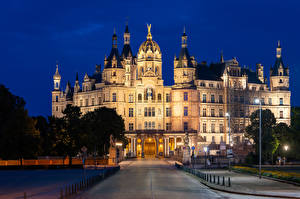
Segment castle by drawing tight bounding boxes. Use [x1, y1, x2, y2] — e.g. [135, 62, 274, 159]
[52, 24, 290, 158]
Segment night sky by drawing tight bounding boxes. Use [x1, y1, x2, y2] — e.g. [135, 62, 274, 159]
[1, 0, 299, 117]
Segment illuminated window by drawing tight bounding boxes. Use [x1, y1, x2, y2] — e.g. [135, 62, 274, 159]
[219, 109, 223, 117]
[280, 98, 283, 105]
[157, 93, 162, 102]
[112, 93, 117, 102]
[211, 124, 215, 133]
[203, 108, 206, 117]
[184, 92, 188, 101]
[211, 95, 215, 103]
[184, 107, 188, 116]
[183, 122, 188, 131]
[129, 94, 134, 103]
[138, 94, 142, 102]
[166, 123, 172, 131]
[129, 108, 134, 117]
[211, 109, 215, 117]
[280, 111, 283, 119]
[129, 123, 134, 131]
[219, 124, 224, 133]
[166, 93, 171, 102]
[203, 123, 206, 133]
[219, 95, 223, 103]
[166, 108, 171, 117]
[202, 94, 206, 103]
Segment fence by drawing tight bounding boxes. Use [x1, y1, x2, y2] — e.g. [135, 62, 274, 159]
[0, 158, 108, 167]
[175, 162, 231, 187]
[22, 166, 120, 199]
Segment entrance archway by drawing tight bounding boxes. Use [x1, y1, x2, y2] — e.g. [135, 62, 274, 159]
[144, 137, 156, 157]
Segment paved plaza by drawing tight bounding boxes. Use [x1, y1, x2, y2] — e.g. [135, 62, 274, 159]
[77, 159, 283, 199]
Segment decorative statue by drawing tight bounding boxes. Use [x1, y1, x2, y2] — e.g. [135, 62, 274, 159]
[110, 134, 115, 147]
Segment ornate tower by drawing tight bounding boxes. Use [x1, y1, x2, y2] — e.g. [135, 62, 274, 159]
[270, 41, 289, 91]
[174, 27, 197, 86]
[136, 24, 162, 80]
[74, 72, 80, 93]
[121, 24, 134, 86]
[256, 63, 264, 83]
[53, 64, 61, 90]
[102, 29, 125, 85]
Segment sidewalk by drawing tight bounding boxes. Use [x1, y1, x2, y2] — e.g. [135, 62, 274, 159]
[198, 169, 300, 198]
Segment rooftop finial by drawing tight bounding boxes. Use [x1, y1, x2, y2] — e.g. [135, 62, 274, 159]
[278, 40, 281, 48]
[147, 24, 152, 40]
[183, 26, 186, 34]
[220, 50, 224, 63]
[113, 27, 116, 35]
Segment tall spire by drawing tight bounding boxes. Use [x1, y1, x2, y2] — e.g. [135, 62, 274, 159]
[276, 40, 282, 58]
[181, 26, 187, 48]
[220, 50, 224, 63]
[147, 24, 152, 40]
[124, 22, 130, 45]
[112, 28, 117, 48]
[76, 72, 78, 81]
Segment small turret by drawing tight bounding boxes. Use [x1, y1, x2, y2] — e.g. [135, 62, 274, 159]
[74, 72, 80, 93]
[53, 64, 61, 90]
[256, 63, 264, 83]
[220, 50, 224, 63]
[270, 41, 289, 91]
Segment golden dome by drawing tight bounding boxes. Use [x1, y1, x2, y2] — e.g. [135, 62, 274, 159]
[138, 24, 161, 55]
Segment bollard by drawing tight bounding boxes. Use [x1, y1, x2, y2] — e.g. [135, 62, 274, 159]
[213, 175, 215, 184]
[222, 176, 225, 186]
[24, 192, 27, 199]
[217, 176, 220, 185]
[65, 186, 68, 197]
[60, 188, 63, 199]
[68, 185, 71, 196]
[228, 177, 231, 187]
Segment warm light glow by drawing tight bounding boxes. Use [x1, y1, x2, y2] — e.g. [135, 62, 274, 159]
[137, 139, 141, 143]
[116, 142, 123, 146]
[230, 143, 233, 147]
[284, 145, 289, 151]
[225, 112, 230, 117]
[149, 138, 152, 142]
[177, 142, 183, 146]
[159, 144, 163, 148]
[137, 144, 141, 148]
[254, 98, 260, 104]
[204, 146, 208, 152]
[159, 138, 163, 143]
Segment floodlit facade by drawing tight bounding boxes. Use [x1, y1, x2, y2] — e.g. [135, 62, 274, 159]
[52, 24, 291, 158]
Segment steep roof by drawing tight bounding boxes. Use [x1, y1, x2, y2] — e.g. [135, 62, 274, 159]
[121, 44, 133, 58]
[176, 47, 194, 68]
[241, 68, 263, 84]
[271, 57, 288, 76]
[196, 63, 220, 81]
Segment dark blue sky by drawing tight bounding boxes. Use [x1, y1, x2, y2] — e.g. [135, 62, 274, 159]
[0, 0, 299, 116]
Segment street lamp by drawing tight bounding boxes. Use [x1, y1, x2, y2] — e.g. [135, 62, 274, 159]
[225, 112, 232, 171]
[283, 145, 289, 165]
[254, 98, 262, 179]
[204, 146, 208, 169]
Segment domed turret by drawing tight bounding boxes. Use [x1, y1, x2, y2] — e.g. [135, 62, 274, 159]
[136, 24, 162, 79]
[53, 64, 61, 90]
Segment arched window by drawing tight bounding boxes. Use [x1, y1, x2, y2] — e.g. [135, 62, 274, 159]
[158, 93, 162, 102]
[55, 82, 58, 88]
[141, 67, 144, 75]
[55, 96, 58, 102]
[138, 94, 142, 102]
[155, 67, 158, 74]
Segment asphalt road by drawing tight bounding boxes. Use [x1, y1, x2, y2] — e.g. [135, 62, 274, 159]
[76, 159, 275, 199]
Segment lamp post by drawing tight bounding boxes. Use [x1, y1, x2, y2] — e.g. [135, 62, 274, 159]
[204, 146, 208, 169]
[254, 98, 262, 179]
[225, 112, 231, 171]
[283, 145, 289, 165]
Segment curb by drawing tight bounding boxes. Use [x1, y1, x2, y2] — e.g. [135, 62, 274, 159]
[191, 174, 300, 199]
[232, 169, 300, 187]
[178, 166, 300, 199]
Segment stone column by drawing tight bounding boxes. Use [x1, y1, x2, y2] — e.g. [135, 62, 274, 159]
[174, 136, 177, 150]
[156, 136, 159, 156]
[134, 138, 137, 156]
[131, 137, 134, 157]
[167, 137, 170, 157]
[164, 137, 166, 157]
[141, 137, 144, 157]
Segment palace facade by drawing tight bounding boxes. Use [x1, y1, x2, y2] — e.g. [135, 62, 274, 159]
[52, 24, 290, 158]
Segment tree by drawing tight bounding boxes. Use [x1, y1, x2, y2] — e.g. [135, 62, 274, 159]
[245, 109, 278, 163]
[0, 85, 40, 160]
[81, 107, 127, 157]
[62, 104, 82, 166]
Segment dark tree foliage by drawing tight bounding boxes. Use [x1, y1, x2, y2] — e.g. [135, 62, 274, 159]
[245, 109, 278, 163]
[0, 85, 40, 160]
[81, 107, 127, 157]
[61, 104, 82, 166]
